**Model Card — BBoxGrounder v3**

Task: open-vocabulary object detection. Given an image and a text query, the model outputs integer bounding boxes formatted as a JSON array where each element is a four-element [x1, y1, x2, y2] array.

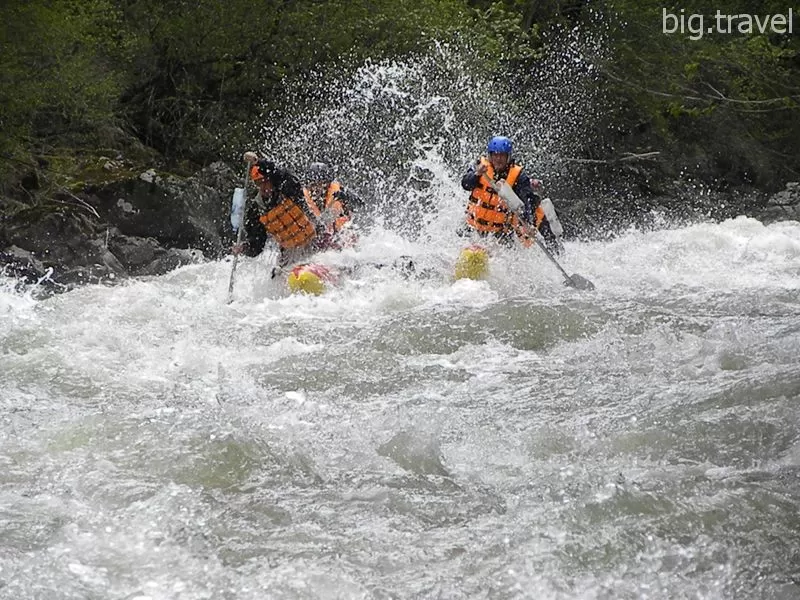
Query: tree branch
[[55, 188, 100, 219], [563, 152, 661, 165], [602, 67, 800, 109]]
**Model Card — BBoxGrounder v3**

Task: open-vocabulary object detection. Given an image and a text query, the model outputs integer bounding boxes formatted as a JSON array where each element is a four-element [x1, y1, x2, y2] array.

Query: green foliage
[[0, 0, 126, 187], [1, 0, 798, 198], [113, 0, 474, 161], [0, 0, 487, 184], [1, 1, 124, 135], [468, 1, 543, 62], [588, 0, 800, 184]]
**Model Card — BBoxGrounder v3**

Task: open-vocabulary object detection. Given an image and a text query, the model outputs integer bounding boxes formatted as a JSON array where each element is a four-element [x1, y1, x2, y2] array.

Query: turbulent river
[[2, 210, 799, 599]]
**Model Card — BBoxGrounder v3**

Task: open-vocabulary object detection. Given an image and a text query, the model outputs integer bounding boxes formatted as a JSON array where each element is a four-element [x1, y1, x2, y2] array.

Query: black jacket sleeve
[[512, 169, 541, 225], [513, 168, 561, 253], [242, 197, 268, 257], [267, 168, 304, 206], [461, 162, 481, 191]]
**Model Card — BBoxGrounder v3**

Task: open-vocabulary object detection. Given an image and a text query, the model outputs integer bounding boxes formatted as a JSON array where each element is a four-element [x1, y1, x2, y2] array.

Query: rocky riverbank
[[1, 161, 238, 296]]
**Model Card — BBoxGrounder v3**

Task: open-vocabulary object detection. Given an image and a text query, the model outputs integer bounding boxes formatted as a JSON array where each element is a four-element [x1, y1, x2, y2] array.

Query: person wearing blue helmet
[[461, 135, 563, 254]]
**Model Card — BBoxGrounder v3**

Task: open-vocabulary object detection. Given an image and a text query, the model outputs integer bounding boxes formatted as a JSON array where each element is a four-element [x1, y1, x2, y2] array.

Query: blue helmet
[[487, 136, 513, 155]]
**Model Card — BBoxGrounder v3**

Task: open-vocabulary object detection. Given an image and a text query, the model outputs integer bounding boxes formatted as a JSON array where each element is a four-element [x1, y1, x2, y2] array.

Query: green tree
[[592, 0, 800, 185], [0, 0, 125, 180], [113, 0, 473, 163]]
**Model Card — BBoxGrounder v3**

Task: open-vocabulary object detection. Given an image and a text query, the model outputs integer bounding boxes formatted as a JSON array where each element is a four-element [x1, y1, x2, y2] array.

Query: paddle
[[530, 234, 595, 290], [226, 156, 253, 303], [482, 172, 595, 290]]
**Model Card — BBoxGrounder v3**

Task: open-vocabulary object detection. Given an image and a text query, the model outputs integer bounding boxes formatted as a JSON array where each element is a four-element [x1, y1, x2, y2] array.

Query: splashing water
[[253, 35, 605, 237], [3, 213, 800, 598]]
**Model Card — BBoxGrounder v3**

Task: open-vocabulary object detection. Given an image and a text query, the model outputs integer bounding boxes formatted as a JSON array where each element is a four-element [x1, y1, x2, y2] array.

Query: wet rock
[[0, 159, 241, 295], [758, 182, 800, 223], [1, 206, 145, 289], [0, 120, 247, 295], [57, 264, 120, 288], [139, 168, 158, 183], [2, 207, 113, 275], [195, 161, 239, 194], [83, 163, 235, 256], [0, 246, 53, 286], [139, 248, 205, 276], [106, 233, 163, 273]]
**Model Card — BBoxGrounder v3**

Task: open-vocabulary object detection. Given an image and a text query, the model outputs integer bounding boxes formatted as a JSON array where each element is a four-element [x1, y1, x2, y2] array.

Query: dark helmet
[[487, 136, 513, 155], [250, 159, 276, 182], [306, 162, 334, 184]]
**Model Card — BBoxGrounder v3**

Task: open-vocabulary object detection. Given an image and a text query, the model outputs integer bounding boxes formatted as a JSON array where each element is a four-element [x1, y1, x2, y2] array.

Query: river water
[[2, 211, 799, 599]]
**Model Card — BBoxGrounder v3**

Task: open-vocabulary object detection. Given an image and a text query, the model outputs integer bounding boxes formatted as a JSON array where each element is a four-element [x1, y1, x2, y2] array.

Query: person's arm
[[512, 170, 540, 225], [537, 217, 563, 255], [461, 160, 485, 191], [514, 172, 563, 253], [231, 151, 266, 256]]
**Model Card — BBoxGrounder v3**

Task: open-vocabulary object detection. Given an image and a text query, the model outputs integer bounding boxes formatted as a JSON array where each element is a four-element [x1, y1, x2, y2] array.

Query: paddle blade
[[494, 180, 524, 215], [230, 187, 245, 230], [566, 273, 595, 290]]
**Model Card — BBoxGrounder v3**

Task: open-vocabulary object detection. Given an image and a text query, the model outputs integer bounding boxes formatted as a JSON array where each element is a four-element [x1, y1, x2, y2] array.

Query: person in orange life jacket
[[233, 152, 328, 267], [302, 161, 365, 250], [460, 136, 563, 254]]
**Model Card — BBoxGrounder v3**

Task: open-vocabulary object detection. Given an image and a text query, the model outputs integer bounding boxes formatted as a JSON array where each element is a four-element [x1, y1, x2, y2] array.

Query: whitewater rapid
[[2, 216, 799, 599]]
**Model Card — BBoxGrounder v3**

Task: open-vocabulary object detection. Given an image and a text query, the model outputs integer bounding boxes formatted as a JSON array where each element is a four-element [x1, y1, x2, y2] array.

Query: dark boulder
[[83, 163, 237, 256], [758, 182, 800, 224], [0, 161, 236, 293]]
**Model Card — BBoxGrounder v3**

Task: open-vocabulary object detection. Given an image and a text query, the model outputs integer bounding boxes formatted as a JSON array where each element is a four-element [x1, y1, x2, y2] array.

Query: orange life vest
[[466, 158, 532, 246], [534, 205, 546, 228], [259, 195, 318, 250], [303, 182, 350, 233]]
